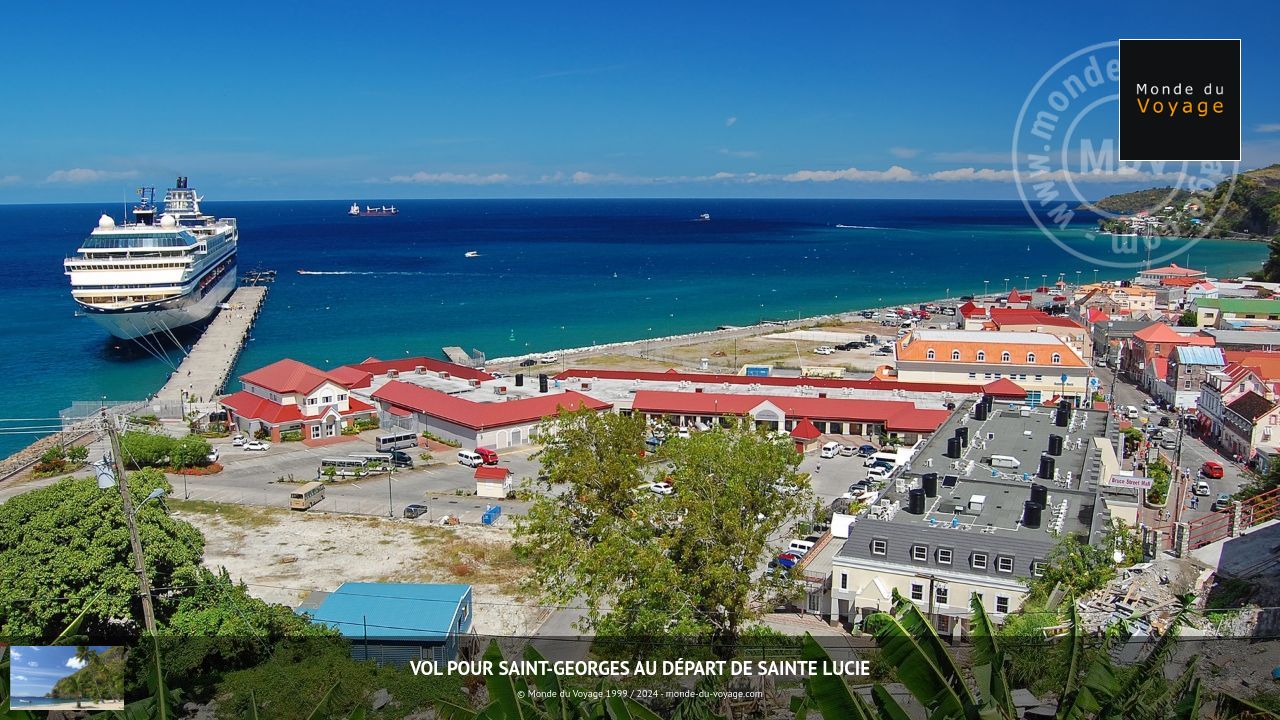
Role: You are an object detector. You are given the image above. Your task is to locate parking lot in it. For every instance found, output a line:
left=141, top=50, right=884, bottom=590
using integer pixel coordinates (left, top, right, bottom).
left=182, top=433, right=542, bottom=521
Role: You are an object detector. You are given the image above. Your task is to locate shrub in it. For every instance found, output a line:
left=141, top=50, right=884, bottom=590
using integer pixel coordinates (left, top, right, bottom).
left=279, top=430, right=303, bottom=442
left=67, top=445, right=89, bottom=463
left=120, top=431, right=177, bottom=468
left=171, top=435, right=213, bottom=469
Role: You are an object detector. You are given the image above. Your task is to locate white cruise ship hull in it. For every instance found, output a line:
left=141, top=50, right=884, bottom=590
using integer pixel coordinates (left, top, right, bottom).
left=80, top=265, right=238, bottom=340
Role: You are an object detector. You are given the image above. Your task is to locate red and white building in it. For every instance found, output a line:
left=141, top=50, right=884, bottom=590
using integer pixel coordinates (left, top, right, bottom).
left=220, top=359, right=377, bottom=442
left=629, top=390, right=951, bottom=444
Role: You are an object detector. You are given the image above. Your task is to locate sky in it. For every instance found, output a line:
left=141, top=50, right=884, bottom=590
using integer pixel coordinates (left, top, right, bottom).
left=7, top=645, right=114, bottom=697
left=0, top=1, right=1277, bottom=202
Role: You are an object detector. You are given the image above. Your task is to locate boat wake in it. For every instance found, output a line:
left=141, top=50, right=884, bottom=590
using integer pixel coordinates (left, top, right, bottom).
left=297, top=270, right=431, bottom=276
left=835, top=224, right=892, bottom=230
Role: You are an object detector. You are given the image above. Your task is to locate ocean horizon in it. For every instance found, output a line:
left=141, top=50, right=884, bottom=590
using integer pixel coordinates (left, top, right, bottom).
left=0, top=198, right=1267, bottom=458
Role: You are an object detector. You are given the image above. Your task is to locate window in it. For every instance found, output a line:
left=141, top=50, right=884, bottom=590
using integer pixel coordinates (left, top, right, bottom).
left=969, top=372, right=977, bottom=379
left=994, top=373, right=1002, bottom=379
left=937, top=548, right=953, bottom=565
left=926, top=348, right=936, bottom=360
left=1052, top=353, right=1061, bottom=364
left=840, top=573, right=848, bottom=590
left=952, top=350, right=961, bottom=361
left=996, top=556, right=1014, bottom=573
left=1035, top=374, right=1043, bottom=381
left=310, top=424, right=321, bottom=439
left=337, top=393, right=347, bottom=401
left=807, top=592, right=822, bottom=612
left=935, top=585, right=949, bottom=606
left=306, top=397, right=318, bottom=406
left=910, top=583, right=924, bottom=601
left=976, top=351, right=986, bottom=362
left=871, top=539, right=887, bottom=556
left=971, top=552, right=988, bottom=570
left=911, top=545, right=928, bottom=562
left=1001, top=351, right=1011, bottom=363
left=1027, top=352, right=1036, bottom=363
left=984, top=373, right=993, bottom=379
left=321, top=395, right=333, bottom=404
left=995, top=596, right=1010, bottom=613
left=1032, top=561, right=1046, bottom=577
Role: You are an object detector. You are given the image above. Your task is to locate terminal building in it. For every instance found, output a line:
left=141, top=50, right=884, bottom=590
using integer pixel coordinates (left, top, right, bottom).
left=824, top=395, right=1136, bottom=634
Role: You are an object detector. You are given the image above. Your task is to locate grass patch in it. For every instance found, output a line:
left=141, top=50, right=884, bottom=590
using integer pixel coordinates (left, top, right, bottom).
left=1206, top=575, right=1256, bottom=609
left=168, top=498, right=284, bottom=529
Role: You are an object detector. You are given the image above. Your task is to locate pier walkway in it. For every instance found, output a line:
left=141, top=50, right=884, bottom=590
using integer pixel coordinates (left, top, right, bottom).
left=156, top=286, right=268, bottom=404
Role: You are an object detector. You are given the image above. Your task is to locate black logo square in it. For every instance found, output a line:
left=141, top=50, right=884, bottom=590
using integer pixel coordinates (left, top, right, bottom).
left=1119, top=39, right=1240, bottom=162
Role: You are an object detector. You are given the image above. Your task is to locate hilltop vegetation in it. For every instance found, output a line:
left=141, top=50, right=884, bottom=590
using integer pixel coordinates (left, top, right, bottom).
left=1085, top=186, right=1191, bottom=214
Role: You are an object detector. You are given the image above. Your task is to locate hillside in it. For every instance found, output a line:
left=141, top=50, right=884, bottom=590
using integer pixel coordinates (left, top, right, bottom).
left=48, top=647, right=126, bottom=700
left=1086, top=164, right=1280, bottom=238
left=1086, top=186, right=1191, bottom=214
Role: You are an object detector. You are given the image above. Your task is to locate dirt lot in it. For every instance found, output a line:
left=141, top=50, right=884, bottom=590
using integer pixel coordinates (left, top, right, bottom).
left=172, top=500, right=546, bottom=636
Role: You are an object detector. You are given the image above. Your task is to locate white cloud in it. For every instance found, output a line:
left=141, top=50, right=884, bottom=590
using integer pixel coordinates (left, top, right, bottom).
left=45, top=168, right=139, bottom=184
left=725, top=116, right=737, bottom=127
left=784, top=165, right=918, bottom=182
left=888, top=147, right=921, bottom=159
left=9, top=649, right=20, bottom=660
left=718, top=148, right=759, bottom=158
left=13, top=675, right=25, bottom=681
left=387, top=171, right=511, bottom=185
left=66, top=657, right=86, bottom=670
left=929, top=167, right=1018, bottom=182
left=1255, top=123, right=1280, bottom=133
left=0, top=174, right=20, bottom=185
left=28, top=661, right=37, bottom=667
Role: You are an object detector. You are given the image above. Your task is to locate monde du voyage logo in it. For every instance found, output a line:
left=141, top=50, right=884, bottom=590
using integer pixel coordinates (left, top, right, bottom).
left=1120, top=39, right=1241, bottom=162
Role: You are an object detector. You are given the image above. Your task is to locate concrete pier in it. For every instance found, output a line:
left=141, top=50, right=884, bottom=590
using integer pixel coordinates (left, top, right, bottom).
left=442, top=346, right=474, bottom=366
left=156, top=286, right=268, bottom=404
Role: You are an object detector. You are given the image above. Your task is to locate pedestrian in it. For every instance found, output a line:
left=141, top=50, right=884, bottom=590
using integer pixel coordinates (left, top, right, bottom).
left=815, top=462, right=822, bottom=474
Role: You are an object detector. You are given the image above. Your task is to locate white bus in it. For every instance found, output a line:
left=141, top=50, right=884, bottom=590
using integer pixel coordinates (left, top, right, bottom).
left=348, top=453, right=394, bottom=471
left=319, top=457, right=370, bottom=477
left=375, top=432, right=419, bottom=452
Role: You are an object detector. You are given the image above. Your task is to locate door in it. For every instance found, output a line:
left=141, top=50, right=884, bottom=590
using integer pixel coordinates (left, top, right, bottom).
left=325, top=420, right=336, bottom=437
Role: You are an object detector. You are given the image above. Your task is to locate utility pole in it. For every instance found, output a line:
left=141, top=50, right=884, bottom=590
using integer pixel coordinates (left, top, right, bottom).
left=1172, top=409, right=1188, bottom=524
left=387, top=462, right=395, bottom=518
left=102, top=409, right=158, bottom=634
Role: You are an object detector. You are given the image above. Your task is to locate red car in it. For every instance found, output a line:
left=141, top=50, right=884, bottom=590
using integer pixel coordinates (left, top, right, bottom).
left=1201, top=461, right=1224, bottom=479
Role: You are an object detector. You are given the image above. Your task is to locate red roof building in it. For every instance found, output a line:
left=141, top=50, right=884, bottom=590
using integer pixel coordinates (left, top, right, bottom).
left=341, top=356, right=493, bottom=384
left=370, top=380, right=612, bottom=449
left=1121, top=322, right=1214, bottom=382
left=222, top=358, right=377, bottom=442
left=789, top=418, right=823, bottom=440
left=551, top=368, right=984, bottom=396
left=630, top=390, right=950, bottom=441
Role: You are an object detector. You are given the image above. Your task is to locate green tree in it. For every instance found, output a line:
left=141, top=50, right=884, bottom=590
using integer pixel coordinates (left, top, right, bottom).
left=119, top=431, right=177, bottom=468
left=0, top=469, right=204, bottom=641
left=66, top=445, right=89, bottom=464
left=1177, top=310, right=1197, bottom=327
left=517, top=410, right=812, bottom=658
left=170, top=434, right=213, bottom=469
left=1028, top=520, right=1141, bottom=601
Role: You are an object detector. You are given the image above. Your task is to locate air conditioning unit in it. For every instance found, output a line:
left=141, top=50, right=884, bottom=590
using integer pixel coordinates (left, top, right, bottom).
left=494, top=386, right=507, bottom=395
left=438, top=371, right=450, bottom=379
left=469, top=379, right=481, bottom=388
left=581, top=382, right=591, bottom=390
left=415, top=365, right=426, bottom=374
left=387, top=369, right=399, bottom=378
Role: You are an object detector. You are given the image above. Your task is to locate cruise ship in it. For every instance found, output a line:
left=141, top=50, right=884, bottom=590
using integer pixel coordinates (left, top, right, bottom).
left=64, top=177, right=238, bottom=340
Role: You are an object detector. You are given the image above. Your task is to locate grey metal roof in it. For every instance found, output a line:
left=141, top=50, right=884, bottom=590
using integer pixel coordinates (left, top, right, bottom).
left=1171, top=346, right=1225, bottom=366
left=1203, top=329, right=1280, bottom=347
left=835, top=397, right=1112, bottom=580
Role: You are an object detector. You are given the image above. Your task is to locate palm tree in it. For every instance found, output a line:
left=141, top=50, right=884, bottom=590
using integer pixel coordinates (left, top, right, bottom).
left=797, top=592, right=1279, bottom=720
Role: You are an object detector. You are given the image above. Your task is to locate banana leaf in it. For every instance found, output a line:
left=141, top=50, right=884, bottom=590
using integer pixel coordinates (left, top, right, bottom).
left=799, top=633, right=877, bottom=720
left=889, top=603, right=977, bottom=709
left=482, top=640, right=526, bottom=720
left=870, top=684, right=914, bottom=720
left=865, top=613, right=969, bottom=719
left=522, top=644, right=567, bottom=720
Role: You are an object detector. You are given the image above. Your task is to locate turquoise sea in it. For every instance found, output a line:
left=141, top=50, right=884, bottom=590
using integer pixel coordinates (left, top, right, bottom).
left=0, top=199, right=1267, bottom=458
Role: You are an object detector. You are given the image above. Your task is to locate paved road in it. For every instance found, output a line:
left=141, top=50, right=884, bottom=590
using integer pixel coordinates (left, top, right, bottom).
left=1095, top=365, right=1251, bottom=528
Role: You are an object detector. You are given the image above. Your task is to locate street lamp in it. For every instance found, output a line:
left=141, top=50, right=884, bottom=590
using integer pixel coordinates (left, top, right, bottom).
left=1003, top=278, right=1010, bottom=294
left=983, top=280, right=990, bottom=297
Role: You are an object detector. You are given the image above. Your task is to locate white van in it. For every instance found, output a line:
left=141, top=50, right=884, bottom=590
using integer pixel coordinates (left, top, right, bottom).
left=865, top=452, right=899, bottom=468
left=457, top=450, right=485, bottom=468
left=1125, top=406, right=1140, bottom=419
left=867, top=466, right=890, bottom=481
left=788, top=538, right=816, bottom=556
left=820, top=441, right=841, bottom=459
left=989, top=455, right=1021, bottom=468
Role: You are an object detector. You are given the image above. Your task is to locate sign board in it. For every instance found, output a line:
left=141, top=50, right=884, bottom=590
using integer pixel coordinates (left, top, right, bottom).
left=744, top=366, right=771, bottom=377
left=1106, top=474, right=1154, bottom=490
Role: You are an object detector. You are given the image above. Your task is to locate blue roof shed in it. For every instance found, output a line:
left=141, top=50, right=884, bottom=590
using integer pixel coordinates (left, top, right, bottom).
left=299, top=582, right=473, bottom=665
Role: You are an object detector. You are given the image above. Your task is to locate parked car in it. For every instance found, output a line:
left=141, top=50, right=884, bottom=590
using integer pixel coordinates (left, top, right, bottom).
left=770, top=553, right=800, bottom=570
left=1124, top=406, right=1140, bottom=419
left=207, top=448, right=219, bottom=464
left=867, top=466, right=891, bottom=481
left=243, top=440, right=270, bottom=451
left=820, top=441, right=841, bottom=459
left=1211, top=493, right=1233, bottom=511
left=1143, top=402, right=1159, bottom=413
left=476, top=447, right=499, bottom=465
left=1201, top=461, right=1225, bottom=479
left=519, top=358, right=537, bottom=367
left=813, top=346, right=835, bottom=355
left=1193, top=481, right=1212, bottom=497
left=858, top=444, right=876, bottom=456
left=539, top=354, right=559, bottom=364
left=403, top=503, right=430, bottom=519
left=840, top=444, right=857, bottom=457
left=231, top=435, right=246, bottom=447
left=649, top=481, right=675, bottom=495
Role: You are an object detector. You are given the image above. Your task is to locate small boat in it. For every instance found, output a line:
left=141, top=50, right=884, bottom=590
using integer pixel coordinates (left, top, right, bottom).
left=695, top=212, right=711, bottom=221
left=464, top=251, right=480, bottom=258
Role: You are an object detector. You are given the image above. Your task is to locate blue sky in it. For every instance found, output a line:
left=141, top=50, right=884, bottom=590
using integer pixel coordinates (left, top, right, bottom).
left=0, top=1, right=1276, bottom=202
left=7, top=646, right=114, bottom=697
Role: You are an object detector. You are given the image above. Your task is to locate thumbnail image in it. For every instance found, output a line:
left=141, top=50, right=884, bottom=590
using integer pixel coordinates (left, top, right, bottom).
left=7, top=646, right=125, bottom=711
